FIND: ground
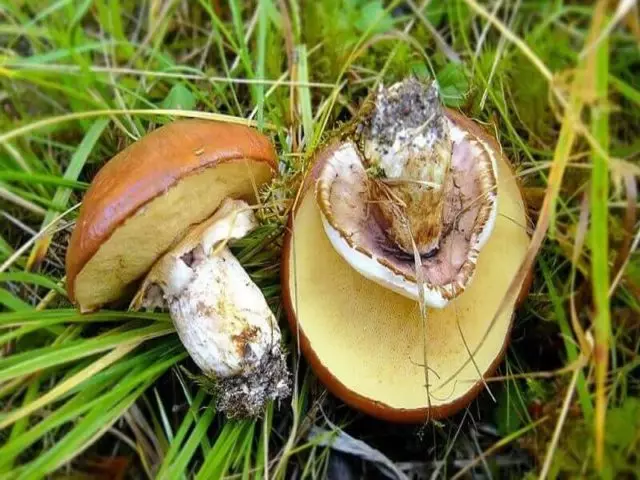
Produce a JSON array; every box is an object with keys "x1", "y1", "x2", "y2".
[{"x1": 1, "y1": 1, "x2": 639, "y2": 478}]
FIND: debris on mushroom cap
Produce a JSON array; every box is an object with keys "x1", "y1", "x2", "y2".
[
  {"x1": 316, "y1": 79, "x2": 499, "y2": 308},
  {"x1": 361, "y1": 79, "x2": 453, "y2": 255},
  {"x1": 134, "y1": 199, "x2": 290, "y2": 417}
]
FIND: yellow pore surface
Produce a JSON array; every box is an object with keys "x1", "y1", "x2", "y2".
[
  {"x1": 287, "y1": 148, "x2": 529, "y2": 411},
  {"x1": 75, "y1": 161, "x2": 272, "y2": 311}
]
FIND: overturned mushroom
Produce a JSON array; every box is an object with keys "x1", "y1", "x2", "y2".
[
  {"x1": 66, "y1": 120, "x2": 290, "y2": 417},
  {"x1": 318, "y1": 79, "x2": 498, "y2": 307},
  {"x1": 283, "y1": 79, "x2": 530, "y2": 421}
]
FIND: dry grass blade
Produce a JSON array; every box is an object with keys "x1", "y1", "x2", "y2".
[
  {"x1": 379, "y1": 177, "x2": 443, "y2": 189},
  {"x1": 610, "y1": 226, "x2": 640, "y2": 298},
  {"x1": 273, "y1": 2, "x2": 305, "y2": 477},
  {"x1": 410, "y1": 231, "x2": 433, "y2": 419},
  {"x1": 0, "y1": 342, "x2": 139, "y2": 430},
  {"x1": 0, "y1": 187, "x2": 47, "y2": 216},
  {"x1": 463, "y1": 0, "x2": 552, "y2": 80},
  {"x1": 457, "y1": 74, "x2": 584, "y2": 410},
  {"x1": 455, "y1": 1, "x2": 583, "y2": 360},
  {"x1": 405, "y1": 0, "x2": 461, "y2": 63},
  {"x1": 123, "y1": 405, "x2": 163, "y2": 477},
  {"x1": 538, "y1": 366, "x2": 581, "y2": 479},
  {"x1": 570, "y1": 193, "x2": 591, "y2": 355},
  {"x1": 451, "y1": 417, "x2": 550, "y2": 480},
  {"x1": 481, "y1": 353, "x2": 589, "y2": 383},
  {"x1": 455, "y1": 11, "x2": 613, "y2": 471},
  {"x1": 579, "y1": 0, "x2": 637, "y2": 59},
  {"x1": 0, "y1": 204, "x2": 80, "y2": 274},
  {"x1": 307, "y1": 424, "x2": 408, "y2": 480},
  {"x1": 479, "y1": 0, "x2": 521, "y2": 110},
  {"x1": 3, "y1": 63, "x2": 337, "y2": 89}
]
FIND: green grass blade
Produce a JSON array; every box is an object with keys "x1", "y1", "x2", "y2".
[
  {"x1": 160, "y1": 398, "x2": 217, "y2": 479},
  {"x1": 255, "y1": 0, "x2": 269, "y2": 128},
  {"x1": 38, "y1": 118, "x2": 107, "y2": 213},
  {"x1": 610, "y1": 75, "x2": 640, "y2": 106},
  {"x1": 296, "y1": 45, "x2": 313, "y2": 147},
  {"x1": 195, "y1": 422, "x2": 247, "y2": 479},
  {"x1": 228, "y1": 0, "x2": 257, "y2": 83},
  {"x1": 3, "y1": 347, "x2": 186, "y2": 477},
  {"x1": 0, "y1": 309, "x2": 170, "y2": 326},
  {"x1": 0, "y1": 272, "x2": 66, "y2": 295},
  {"x1": 0, "y1": 323, "x2": 173, "y2": 382},
  {"x1": 0, "y1": 288, "x2": 33, "y2": 311},
  {"x1": 27, "y1": 118, "x2": 108, "y2": 268},
  {"x1": 1, "y1": 377, "x2": 41, "y2": 471},
  {"x1": 0, "y1": 171, "x2": 88, "y2": 189},
  {"x1": 16, "y1": 378, "x2": 157, "y2": 477},
  {"x1": 155, "y1": 388, "x2": 208, "y2": 474},
  {"x1": 589, "y1": 16, "x2": 610, "y2": 471}
]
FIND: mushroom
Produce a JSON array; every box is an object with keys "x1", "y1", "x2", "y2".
[
  {"x1": 318, "y1": 79, "x2": 498, "y2": 307},
  {"x1": 282, "y1": 79, "x2": 531, "y2": 421},
  {"x1": 66, "y1": 120, "x2": 290, "y2": 417}
]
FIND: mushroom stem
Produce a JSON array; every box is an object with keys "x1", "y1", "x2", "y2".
[
  {"x1": 360, "y1": 79, "x2": 452, "y2": 255},
  {"x1": 166, "y1": 246, "x2": 289, "y2": 417},
  {"x1": 133, "y1": 199, "x2": 290, "y2": 417}
]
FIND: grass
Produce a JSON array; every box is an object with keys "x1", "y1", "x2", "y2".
[{"x1": 1, "y1": 0, "x2": 639, "y2": 478}]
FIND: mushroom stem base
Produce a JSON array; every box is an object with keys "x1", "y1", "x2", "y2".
[{"x1": 214, "y1": 343, "x2": 290, "y2": 418}]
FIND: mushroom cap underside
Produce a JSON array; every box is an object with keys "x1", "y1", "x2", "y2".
[
  {"x1": 66, "y1": 120, "x2": 277, "y2": 312},
  {"x1": 282, "y1": 110, "x2": 531, "y2": 422}
]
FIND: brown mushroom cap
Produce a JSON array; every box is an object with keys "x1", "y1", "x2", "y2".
[
  {"x1": 282, "y1": 110, "x2": 531, "y2": 422},
  {"x1": 66, "y1": 120, "x2": 277, "y2": 312}
]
